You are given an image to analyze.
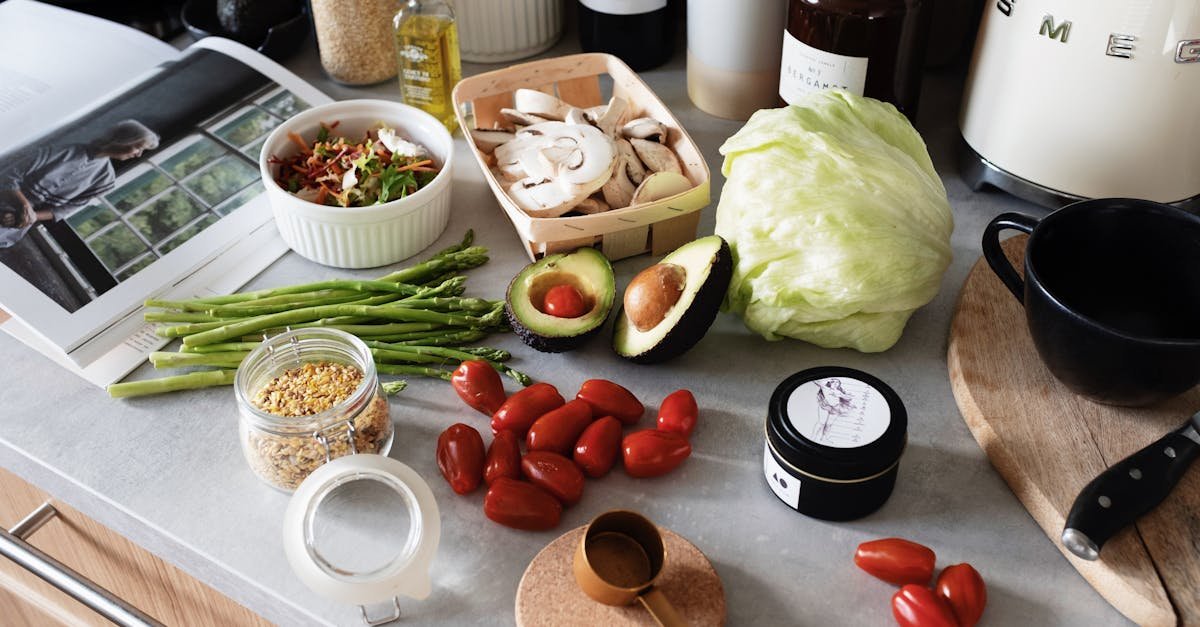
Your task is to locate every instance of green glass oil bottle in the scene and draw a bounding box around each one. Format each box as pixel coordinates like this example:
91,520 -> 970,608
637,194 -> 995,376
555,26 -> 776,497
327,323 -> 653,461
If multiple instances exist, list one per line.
394,0 -> 462,132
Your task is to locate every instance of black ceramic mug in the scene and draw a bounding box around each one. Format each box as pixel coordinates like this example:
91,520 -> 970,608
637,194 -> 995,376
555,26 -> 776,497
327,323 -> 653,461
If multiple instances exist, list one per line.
982,198 -> 1200,406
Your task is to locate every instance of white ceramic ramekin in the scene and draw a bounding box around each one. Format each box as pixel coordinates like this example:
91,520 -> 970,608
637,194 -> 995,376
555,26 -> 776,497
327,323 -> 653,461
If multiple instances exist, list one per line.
455,0 -> 563,63
259,100 -> 453,269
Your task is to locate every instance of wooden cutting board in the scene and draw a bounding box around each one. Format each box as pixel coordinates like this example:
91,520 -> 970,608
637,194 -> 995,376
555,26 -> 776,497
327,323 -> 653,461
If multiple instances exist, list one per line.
947,235 -> 1200,627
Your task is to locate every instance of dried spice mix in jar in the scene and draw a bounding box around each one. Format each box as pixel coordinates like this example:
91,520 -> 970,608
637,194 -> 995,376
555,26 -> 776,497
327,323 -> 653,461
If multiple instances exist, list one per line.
235,329 -> 394,491
311,0 -> 399,85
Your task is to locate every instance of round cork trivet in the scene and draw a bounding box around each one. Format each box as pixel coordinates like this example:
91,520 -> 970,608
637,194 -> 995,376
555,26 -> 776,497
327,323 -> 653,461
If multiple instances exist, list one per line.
515,525 -> 726,626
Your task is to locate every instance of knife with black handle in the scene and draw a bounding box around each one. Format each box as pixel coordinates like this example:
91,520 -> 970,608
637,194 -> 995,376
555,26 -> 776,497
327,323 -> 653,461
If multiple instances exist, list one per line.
1061,411 -> 1200,560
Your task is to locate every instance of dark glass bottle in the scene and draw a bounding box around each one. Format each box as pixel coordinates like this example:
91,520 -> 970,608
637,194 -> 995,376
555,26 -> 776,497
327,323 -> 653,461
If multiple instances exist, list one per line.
578,0 -> 675,72
779,0 -> 930,118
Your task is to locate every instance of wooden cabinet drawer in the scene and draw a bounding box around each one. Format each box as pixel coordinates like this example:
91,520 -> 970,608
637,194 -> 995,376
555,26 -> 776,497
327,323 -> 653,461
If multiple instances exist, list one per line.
0,465 -> 272,626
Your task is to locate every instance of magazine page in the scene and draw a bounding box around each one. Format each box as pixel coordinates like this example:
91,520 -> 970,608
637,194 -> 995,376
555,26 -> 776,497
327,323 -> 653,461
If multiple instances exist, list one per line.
0,0 -> 178,152
0,8 -> 333,386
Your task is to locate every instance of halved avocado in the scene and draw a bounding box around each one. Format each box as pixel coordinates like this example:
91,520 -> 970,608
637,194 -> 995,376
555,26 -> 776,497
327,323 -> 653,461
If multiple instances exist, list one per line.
613,235 -> 733,364
505,247 -> 616,353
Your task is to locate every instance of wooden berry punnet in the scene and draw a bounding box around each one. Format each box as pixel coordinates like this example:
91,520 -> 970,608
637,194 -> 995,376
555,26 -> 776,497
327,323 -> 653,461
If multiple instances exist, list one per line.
452,53 -> 710,262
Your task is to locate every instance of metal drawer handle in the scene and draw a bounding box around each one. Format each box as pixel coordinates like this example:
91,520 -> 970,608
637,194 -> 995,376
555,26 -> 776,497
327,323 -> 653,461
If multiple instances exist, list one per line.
0,502 -> 165,627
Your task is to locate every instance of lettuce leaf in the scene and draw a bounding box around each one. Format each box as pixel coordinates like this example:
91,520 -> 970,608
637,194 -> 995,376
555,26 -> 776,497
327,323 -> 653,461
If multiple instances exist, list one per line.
715,91 -> 953,352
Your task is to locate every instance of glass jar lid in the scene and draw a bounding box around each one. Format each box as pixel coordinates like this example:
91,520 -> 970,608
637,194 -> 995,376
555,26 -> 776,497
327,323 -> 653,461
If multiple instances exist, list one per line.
283,455 -> 441,610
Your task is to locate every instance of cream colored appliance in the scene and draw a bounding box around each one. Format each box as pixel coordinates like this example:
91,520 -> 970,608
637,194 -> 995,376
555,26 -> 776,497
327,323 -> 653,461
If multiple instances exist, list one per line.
959,0 -> 1200,209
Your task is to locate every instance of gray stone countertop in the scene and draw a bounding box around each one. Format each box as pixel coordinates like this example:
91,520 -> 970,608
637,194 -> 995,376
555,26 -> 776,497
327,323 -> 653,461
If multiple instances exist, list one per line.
0,31 -> 1130,627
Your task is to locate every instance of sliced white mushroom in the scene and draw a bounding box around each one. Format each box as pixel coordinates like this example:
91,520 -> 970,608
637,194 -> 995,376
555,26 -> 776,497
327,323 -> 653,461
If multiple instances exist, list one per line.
630,137 -> 682,175
469,128 -> 516,153
497,122 -> 618,218
630,171 -> 693,206
573,197 -> 611,214
507,177 -> 583,218
500,108 -> 552,126
583,105 -> 607,124
495,162 -> 526,182
621,118 -> 668,144
592,96 -> 631,137
494,129 -> 552,180
601,155 -> 637,209
536,128 -> 616,188
564,107 -> 591,126
616,139 -> 646,186
513,89 -> 570,121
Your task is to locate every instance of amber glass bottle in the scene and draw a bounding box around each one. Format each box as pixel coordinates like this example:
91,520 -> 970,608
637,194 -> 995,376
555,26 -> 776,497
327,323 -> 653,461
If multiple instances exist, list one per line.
779,0 -> 930,118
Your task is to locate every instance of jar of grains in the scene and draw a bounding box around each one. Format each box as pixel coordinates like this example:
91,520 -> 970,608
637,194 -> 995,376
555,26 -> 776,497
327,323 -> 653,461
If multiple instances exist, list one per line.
311,0 -> 400,85
235,328 -> 394,491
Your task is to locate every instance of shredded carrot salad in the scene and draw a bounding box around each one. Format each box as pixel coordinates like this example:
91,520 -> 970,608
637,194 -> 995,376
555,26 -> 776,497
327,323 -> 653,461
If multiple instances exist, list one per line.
271,122 -> 439,207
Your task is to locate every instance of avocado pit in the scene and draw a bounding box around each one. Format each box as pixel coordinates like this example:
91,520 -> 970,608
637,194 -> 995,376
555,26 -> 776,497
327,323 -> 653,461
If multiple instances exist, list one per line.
624,263 -> 686,331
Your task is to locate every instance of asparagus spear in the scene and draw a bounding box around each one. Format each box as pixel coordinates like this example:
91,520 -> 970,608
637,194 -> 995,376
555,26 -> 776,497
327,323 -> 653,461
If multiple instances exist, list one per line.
149,351 -> 248,369
381,380 -> 408,395
107,370 -> 237,398
182,231 -> 477,306
375,364 -> 454,381
182,305 -> 502,347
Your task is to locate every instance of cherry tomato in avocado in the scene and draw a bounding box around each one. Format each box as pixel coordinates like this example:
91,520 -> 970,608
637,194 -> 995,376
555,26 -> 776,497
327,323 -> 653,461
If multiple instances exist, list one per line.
491,382 -> 565,437
451,360 -> 506,416
483,478 -> 562,531
574,416 -> 623,478
483,430 -> 521,486
576,379 -> 644,425
936,563 -> 987,627
892,584 -> 959,627
436,423 -> 485,495
622,429 -> 691,478
853,538 -> 936,586
656,389 -> 698,439
520,450 -> 585,506
543,284 -> 587,318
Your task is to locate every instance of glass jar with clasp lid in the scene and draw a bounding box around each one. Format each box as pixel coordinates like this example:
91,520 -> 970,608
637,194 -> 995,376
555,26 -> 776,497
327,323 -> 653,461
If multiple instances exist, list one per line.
236,328 -> 441,623
234,328 -> 394,492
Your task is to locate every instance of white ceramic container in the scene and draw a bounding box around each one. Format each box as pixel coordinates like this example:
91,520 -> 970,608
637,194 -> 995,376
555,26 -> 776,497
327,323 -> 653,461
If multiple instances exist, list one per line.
259,100 -> 453,269
454,0 -> 563,63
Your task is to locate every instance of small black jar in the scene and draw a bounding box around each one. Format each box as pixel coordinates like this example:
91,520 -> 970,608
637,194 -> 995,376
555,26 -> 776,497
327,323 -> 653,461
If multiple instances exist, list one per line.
763,367 -> 907,521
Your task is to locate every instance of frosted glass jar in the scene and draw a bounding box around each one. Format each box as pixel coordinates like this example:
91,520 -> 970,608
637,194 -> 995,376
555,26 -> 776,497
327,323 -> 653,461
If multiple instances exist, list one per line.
454,0 -> 563,63
235,329 -> 394,492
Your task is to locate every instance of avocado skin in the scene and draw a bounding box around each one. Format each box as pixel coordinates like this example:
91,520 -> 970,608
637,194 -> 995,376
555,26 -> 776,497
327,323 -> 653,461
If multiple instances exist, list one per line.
505,304 -> 602,353
614,238 -> 733,364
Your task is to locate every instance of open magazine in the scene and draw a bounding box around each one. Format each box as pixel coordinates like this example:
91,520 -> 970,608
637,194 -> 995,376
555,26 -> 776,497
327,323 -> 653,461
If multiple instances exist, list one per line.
0,0 -> 332,387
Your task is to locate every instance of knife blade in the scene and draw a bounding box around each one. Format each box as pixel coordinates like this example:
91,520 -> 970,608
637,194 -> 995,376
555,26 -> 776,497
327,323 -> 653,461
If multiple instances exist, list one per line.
1061,411 -> 1200,560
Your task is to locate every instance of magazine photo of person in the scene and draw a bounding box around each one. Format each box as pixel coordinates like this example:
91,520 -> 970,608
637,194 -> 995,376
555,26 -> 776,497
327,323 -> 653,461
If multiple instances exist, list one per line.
0,0 -> 332,387
0,119 -> 160,249
0,46 -> 310,314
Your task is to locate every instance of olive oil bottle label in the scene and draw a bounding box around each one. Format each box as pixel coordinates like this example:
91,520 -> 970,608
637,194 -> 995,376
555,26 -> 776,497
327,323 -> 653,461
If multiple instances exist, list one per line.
779,30 -> 868,104
395,13 -> 461,131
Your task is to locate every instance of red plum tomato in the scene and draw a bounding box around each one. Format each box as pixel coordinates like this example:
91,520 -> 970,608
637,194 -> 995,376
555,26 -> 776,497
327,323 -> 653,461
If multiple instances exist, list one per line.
436,423 -> 485,495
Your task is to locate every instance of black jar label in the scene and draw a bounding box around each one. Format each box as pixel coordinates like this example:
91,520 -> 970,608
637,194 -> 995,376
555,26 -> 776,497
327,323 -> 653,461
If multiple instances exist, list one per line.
786,377 -> 889,448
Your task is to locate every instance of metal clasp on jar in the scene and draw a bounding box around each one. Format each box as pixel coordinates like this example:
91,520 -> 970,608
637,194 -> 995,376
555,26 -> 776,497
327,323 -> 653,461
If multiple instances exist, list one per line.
312,419 -> 358,463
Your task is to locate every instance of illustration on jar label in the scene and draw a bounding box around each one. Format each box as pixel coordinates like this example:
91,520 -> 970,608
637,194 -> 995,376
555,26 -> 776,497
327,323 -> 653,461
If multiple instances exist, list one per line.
779,31 -> 869,104
764,442 -> 800,508
786,377 -> 889,448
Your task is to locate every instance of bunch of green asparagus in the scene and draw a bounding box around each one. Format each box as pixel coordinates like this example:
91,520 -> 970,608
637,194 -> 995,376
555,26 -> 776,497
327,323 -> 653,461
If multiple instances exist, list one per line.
107,231 -> 530,398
